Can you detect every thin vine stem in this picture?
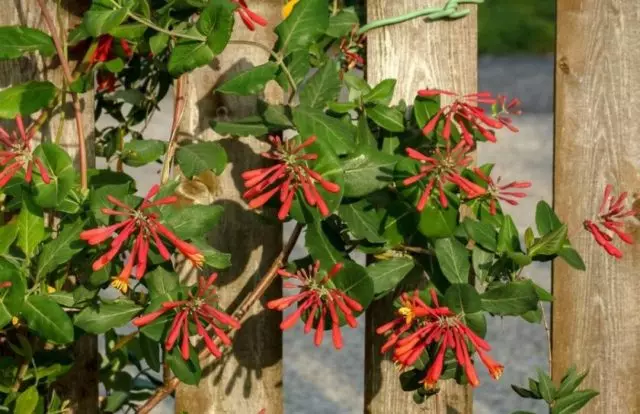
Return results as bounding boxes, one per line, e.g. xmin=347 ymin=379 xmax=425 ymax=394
xmin=160 ymin=75 xmax=185 ymax=185
xmin=136 ymin=223 xmax=304 ymax=414
xmin=539 ymin=303 xmax=553 ymax=372
xmin=36 ymin=0 xmax=89 ymax=189
xmin=357 ymin=0 xmax=484 ymax=35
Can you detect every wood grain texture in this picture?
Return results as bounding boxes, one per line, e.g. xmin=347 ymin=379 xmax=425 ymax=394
xmin=174 ymin=3 xmax=284 ymax=413
xmin=553 ymin=1 xmax=640 ymax=413
xmin=1 ymin=1 xmax=97 ymax=413
xmin=364 ymin=1 xmax=476 ymax=413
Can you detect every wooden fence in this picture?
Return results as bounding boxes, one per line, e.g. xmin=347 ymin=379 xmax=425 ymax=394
xmin=2 ymin=0 xmax=639 ymax=412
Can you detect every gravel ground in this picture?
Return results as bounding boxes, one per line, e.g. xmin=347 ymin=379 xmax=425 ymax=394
xmin=99 ymin=56 xmax=555 ymax=414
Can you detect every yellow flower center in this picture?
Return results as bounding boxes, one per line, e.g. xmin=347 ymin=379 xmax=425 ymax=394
xmin=398 ymin=306 xmax=415 ymax=324
xmin=111 ymin=277 xmax=129 ymax=293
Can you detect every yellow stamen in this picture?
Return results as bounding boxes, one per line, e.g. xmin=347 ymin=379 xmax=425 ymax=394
xmin=46 ymin=285 xmax=56 ymax=293
xmin=111 ymin=277 xmax=129 ymax=293
xmin=282 ymin=0 xmax=300 ymax=19
xmin=11 ymin=316 xmax=19 ymax=326
xmin=398 ymin=306 xmax=415 ymax=324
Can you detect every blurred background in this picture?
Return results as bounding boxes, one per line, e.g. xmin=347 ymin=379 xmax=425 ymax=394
xmin=102 ymin=1 xmax=557 ymax=412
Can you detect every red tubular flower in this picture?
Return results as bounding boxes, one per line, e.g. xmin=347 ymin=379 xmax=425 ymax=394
xmin=339 ymin=27 xmax=366 ymax=72
xmin=266 ymin=261 xmax=362 ymax=350
xmin=377 ymin=290 xmax=503 ymax=389
xmin=242 ymin=135 xmax=341 ymax=220
xmin=402 ymin=141 xmax=486 ymax=211
xmin=495 ymin=95 xmax=522 ymax=132
xmin=473 ymin=167 xmax=531 ymax=215
xmin=0 ymin=281 xmax=12 ymax=289
xmin=133 ymin=273 xmax=241 ymax=360
xmin=583 ymin=184 xmax=638 ymax=259
xmin=0 ymin=115 xmax=51 ymax=188
xmin=96 ymin=72 xmax=117 ymax=93
xmin=417 ymin=89 xmax=521 ymax=145
xmin=90 ymin=35 xmax=132 ymax=64
xmin=80 ymin=184 xmax=204 ymax=292
xmin=232 ymin=0 xmax=268 ymax=31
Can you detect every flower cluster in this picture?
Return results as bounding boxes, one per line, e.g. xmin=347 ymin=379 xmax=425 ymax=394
xmin=133 ymin=273 xmax=241 ymax=360
xmin=90 ymin=35 xmax=133 ymax=92
xmin=377 ymin=290 xmax=503 ymax=389
xmin=584 ymin=184 xmax=637 ymax=259
xmin=0 ymin=115 xmax=50 ymax=188
xmin=339 ymin=28 xmax=366 ymax=73
xmin=80 ymin=184 xmax=203 ymax=292
xmin=233 ymin=0 xmax=267 ymax=31
xmin=242 ymin=135 xmax=340 ymax=220
xmin=402 ymin=141 xmax=486 ymax=211
xmin=418 ymin=89 xmax=520 ymax=145
xmin=473 ymin=168 xmax=531 ymax=215
xmin=267 ymin=261 xmax=362 ymax=350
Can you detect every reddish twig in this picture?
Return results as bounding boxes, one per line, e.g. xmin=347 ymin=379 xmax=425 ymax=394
xmin=160 ymin=75 xmax=186 ymax=184
xmin=136 ymin=223 xmax=304 ymax=414
xmin=36 ymin=0 xmax=89 ymax=189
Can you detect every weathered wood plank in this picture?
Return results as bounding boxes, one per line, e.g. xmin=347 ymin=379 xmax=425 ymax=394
xmin=553 ymin=1 xmax=640 ymax=413
xmin=174 ymin=3 xmax=284 ymax=413
xmin=1 ymin=1 xmax=97 ymax=412
xmin=364 ymin=1 xmax=477 ymax=413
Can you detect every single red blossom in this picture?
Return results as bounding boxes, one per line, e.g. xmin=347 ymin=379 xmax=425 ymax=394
xmin=267 ymin=261 xmax=362 ymax=350
xmin=96 ymin=71 xmax=117 ymax=93
xmin=377 ymin=290 xmax=503 ymax=389
xmin=133 ymin=273 xmax=241 ymax=360
xmin=90 ymin=35 xmax=132 ymax=64
xmin=242 ymin=135 xmax=341 ymax=220
xmin=402 ymin=141 xmax=486 ymax=211
xmin=232 ymin=0 xmax=268 ymax=31
xmin=0 ymin=115 xmax=51 ymax=188
xmin=0 ymin=281 xmax=12 ymax=289
xmin=417 ymin=89 xmax=520 ymax=145
xmin=583 ymin=184 xmax=638 ymax=259
xmin=472 ymin=168 xmax=531 ymax=215
xmin=494 ymin=95 xmax=522 ymax=132
xmin=80 ymin=184 xmax=204 ymax=292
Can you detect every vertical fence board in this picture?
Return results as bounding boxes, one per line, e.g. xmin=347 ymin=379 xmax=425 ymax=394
xmin=175 ymin=3 xmax=284 ymax=413
xmin=553 ymin=1 xmax=640 ymax=413
xmin=1 ymin=1 xmax=97 ymax=412
xmin=364 ymin=1 xmax=476 ymax=413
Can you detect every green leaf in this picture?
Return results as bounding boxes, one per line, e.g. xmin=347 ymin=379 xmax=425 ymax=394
xmin=210 ymin=117 xmax=270 ymax=136
xmin=326 ymin=7 xmax=359 ymax=38
xmin=529 ymin=224 xmax=568 ymax=257
xmin=74 ymin=299 xmax=142 ymax=334
xmin=84 ymin=0 xmax=131 ymax=36
xmin=355 ymin=116 xmax=377 ymax=148
xmin=511 ymin=384 xmax=539 ymax=399
xmin=163 ymin=204 xmax=223 ymax=240
xmin=443 ymin=284 xmax=482 ymax=314
xmin=339 ymin=200 xmax=385 ymax=243
xmin=15 ymin=386 xmax=38 ymax=414
xmin=434 ymin=238 xmax=470 ymax=284
xmin=176 ymin=141 xmax=227 ymax=178
xmin=21 ymin=295 xmax=74 ymax=344
xmin=36 ymin=219 xmax=86 ymax=279
xmin=0 ymin=81 xmax=56 ymax=118
xmin=191 ymin=239 xmax=232 ymax=270
xmin=381 ymin=201 xmax=419 ymax=246
xmin=108 ymin=23 xmax=147 ymax=40
xmin=558 ymin=246 xmax=586 ymax=271
xmin=0 ymin=26 xmax=55 ymax=58
xmin=168 ymin=37 xmax=215 ymax=77
xmin=481 ymin=280 xmax=539 ymax=316
xmin=418 ymin=204 xmax=458 ymax=239
xmin=293 ymin=105 xmax=355 ymax=155
xmin=197 ymin=0 xmax=235 ymax=53
xmin=167 ymin=346 xmax=201 ymax=385
xmin=17 ymin=197 xmax=45 ymax=258
xmin=340 ymin=148 xmax=397 ymax=198
xmin=552 ymin=390 xmax=599 ymax=414
xmin=366 ymin=105 xmax=405 ymax=132
xmin=363 ymin=79 xmax=396 ymax=106
xmin=463 ymin=219 xmax=498 ymax=251
xmin=472 ymin=246 xmax=494 ymax=281
xmin=32 ymin=143 xmax=76 ymax=208
xmin=368 ymin=257 xmax=415 ymax=297
xmin=497 ymin=215 xmax=521 ymax=253
xmin=140 ymin=334 xmax=161 ymax=372
xmin=145 ymin=267 xmax=179 ymax=300
xmin=305 ymin=221 xmax=344 ymax=265
xmin=331 ymin=261 xmax=374 ymax=313
xmin=536 ymin=200 xmax=561 ymax=234
xmin=0 ymin=259 xmax=25 ymax=327
xmin=275 ymin=0 xmax=329 ymax=55
xmin=300 ymin=61 xmax=341 ymax=109
xmin=327 ymin=101 xmax=358 ymax=114
xmin=556 ymin=366 xmax=588 ymax=398
xmin=217 ymin=62 xmax=279 ymax=96
xmin=120 ymin=140 xmax=166 ymax=167
xmin=537 ymin=369 xmax=556 ymax=403
xmin=413 ymin=95 xmax=440 ymax=128
xmin=0 ymin=218 xmax=18 ymax=254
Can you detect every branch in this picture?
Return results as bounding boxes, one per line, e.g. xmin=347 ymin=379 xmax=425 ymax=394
xmin=160 ymin=75 xmax=185 ymax=184
xmin=136 ymin=223 xmax=304 ymax=414
xmin=36 ymin=0 xmax=89 ymax=190
xmin=539 ymin=303 xmax=552 ymax=372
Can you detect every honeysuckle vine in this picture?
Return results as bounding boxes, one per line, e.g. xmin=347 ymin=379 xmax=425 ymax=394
xmin=0 ymin=0 xmax=626 ymax=412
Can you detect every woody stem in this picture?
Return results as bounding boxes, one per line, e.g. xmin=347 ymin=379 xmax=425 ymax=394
xmin=136 ymin=223 xmax=305 ymax=414
xmin=36 ymin=0 xmax=89 ymax=190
